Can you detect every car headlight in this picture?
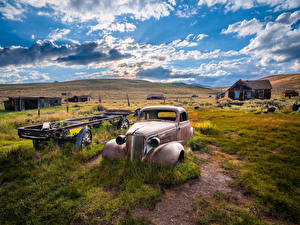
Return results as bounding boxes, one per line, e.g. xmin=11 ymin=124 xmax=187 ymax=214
xmin=116 ymin=135 xmax=126 ymax=145
xmin=148 ymin=137 xmax=160 ymax=148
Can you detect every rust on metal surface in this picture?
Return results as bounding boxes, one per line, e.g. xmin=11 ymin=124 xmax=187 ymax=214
xmin=102 ymin=106 xmax=194 ymax=167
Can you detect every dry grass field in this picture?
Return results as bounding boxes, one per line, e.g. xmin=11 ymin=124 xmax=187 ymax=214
xmin=0 ymin=78 xmax=299 ymax=225
xmin=0 ymin=79 xmax=215 ymax=100
xmin=261 ymin=73 xmax=300 ymax=90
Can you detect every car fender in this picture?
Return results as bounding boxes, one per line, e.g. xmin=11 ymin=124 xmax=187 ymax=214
xmin=148 ymin=141 xmax=185 ymax=167
xmin=102 ymin=139 xmax=126 ymax=160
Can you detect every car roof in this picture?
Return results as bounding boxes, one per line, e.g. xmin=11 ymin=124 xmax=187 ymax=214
xmin=141 ymin=105 xmax=186 ymax=113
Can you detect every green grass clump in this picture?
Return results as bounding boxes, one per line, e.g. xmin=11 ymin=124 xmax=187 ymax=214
xmin=188 ymin=135 xmax=208 ymax=152
xmin=192 ymin=191 xmax=266 ymax=225
xmin=117 ymin=215 xmax=151 ymax=225
xmin=194 ymin=120 xmax=219 ymax=135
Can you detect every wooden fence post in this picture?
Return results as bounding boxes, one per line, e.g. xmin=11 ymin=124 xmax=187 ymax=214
xmin=99 ymin=94 xmax=102 ymax=103
xmin=126 ymin=93 xmax=130 ymax=106
xmin=66 ymin=97 xmax=69 ymax=113
xmin=19 ymin=96 xmax=22 ymax=111
xmin=38 ymin=98 xmax=40 ymax=117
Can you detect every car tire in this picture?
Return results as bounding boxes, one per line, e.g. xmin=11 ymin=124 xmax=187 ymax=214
xmin=117 ymin=118 xmax=129 ymax=129
xmin=32 ymin=140 xmax=46 ymax=151
xmin=75 ymin=127 xmax=92 ymax=150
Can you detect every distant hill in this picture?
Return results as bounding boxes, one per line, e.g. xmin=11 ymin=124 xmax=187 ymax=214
xmin=260 ymin=73 xmax=300 ymax=90
xmin=0 ymin=79 xmax=216 ymax=100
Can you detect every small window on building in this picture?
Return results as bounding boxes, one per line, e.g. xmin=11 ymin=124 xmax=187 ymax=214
xmin=246 ymin=91 xmax=251 ymax=99
xmin=234 ymin=90 xmax=240 ymax=99
xmin=180 ymin=112 xmax=188 ymax=122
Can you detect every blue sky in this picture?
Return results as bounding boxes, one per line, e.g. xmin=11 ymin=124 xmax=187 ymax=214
xmin=0 ymin=0 xmax=300 ymax=86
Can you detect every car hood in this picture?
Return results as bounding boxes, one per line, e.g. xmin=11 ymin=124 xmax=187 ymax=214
xmin=126 ymin=121 xmax=176 ymax=137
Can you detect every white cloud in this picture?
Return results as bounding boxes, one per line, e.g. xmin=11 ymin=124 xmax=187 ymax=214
xmin=176 ymin=40 xmax=198 ymax=47
xmin=0 ymin=1 xmax=25 ymax=21
xmin=198 ymin=0 xmax=226 ymax=8
xmin=15 ymin=0 xmax=174 ymax=25
xmin=175 ymin=4 xmax=198 ymax=18
xmin=37 ymin=11 xmax=50 ymax=17
xmin=48 ymin=28 xmax=71 ymax=41
xmin=89 ymin=22 xmax=136 ymax=34
xmin=172 ymin=49 xmax=240 ymax=60
xmin=27 ymin=70 xmax=50 ymax=81
xmin=275 ymin=11 xmax=300 ymax=24
xmin=195 ymin=34 xmax=208 ymax=41
xmin=198 ymin=0 xmax=300 ymax=12
xmin=168 ymin=0 xmax=176 ymax=6
xmin=0 ymin=68 xmax=50 ymax=84
xmin=221 ymin=18 xmax=263 ymax=37
xmin=169 ymin=33 xmax=208 ymax=48
xmin=240 ymin=11 xmax=300 ymax=66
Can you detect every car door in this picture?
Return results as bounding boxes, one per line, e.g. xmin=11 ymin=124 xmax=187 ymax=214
xmin=178 ymin=112 xmax=190 ymax=144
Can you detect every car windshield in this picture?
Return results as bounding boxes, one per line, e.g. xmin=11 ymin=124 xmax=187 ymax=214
xmin=139 ymin=110 xmax=177 ymax=121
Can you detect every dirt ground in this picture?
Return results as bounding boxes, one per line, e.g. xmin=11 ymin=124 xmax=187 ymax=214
xmin=132 ymin=149 xmax=245 ymax=225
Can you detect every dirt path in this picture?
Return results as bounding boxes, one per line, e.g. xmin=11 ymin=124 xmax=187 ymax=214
xmin=132 ymin=150 xmax=244 ymax=225
xmin=85 ymin=153 xmax=102 ymax=168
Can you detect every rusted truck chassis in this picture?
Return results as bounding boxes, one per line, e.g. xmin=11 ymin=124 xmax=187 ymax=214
xmin=18 ymin=111 xmax=130 ymax=150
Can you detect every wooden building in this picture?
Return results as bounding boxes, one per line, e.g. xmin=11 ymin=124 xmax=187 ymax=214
xmin=147 ymin=94 xmax=165 ymax=100
xmin=216 ymin=79 xmax=272 ymax=100
xmin=67 ymin=95 xmax=91 ymax=102
xmin=282 ymin=90 xmax=299 ymax=98
xmin=4 ymin=97 xmax=62 ymax=111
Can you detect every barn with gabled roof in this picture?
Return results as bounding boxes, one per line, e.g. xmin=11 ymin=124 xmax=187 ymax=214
xmin=216 ymin=79 xmax=272 ymax=100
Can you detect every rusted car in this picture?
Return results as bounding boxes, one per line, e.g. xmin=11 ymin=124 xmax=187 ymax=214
xmin=102 ymin=106 xmax=193 ymax=166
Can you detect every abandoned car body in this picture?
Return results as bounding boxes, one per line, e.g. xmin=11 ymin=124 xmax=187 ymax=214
xmin=102 ymin=106 xmax=193 ymax=167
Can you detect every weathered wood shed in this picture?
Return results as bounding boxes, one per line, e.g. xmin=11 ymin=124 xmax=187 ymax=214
xmin=4 ymin=97 xmax=62 ymax=111
xmin=147 ymin=94 xmax=165 ymax=100
xmin=68 ymin=95 xmax=91 ymax=102
xmin=217 ymin=79 xmax=272 ymax=100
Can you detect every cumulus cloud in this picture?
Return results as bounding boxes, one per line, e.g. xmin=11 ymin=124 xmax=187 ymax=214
xmin=221 ymin=18 xmax=263 ymax=37
xmin=175 ymin=4 xmax=198 ymax=18
xmin=0 ymin=1 xmax=25 ymax=21
xmin=48 ymin=28 xmax=71 ymax=41
xmin=240 ymin=11 xmax=300 ymax=66
xmin=89 ymin=22 xmax=136 ymax=34
xmin=169 ymin=33 xmax=208 ymax=48
xmin=0 ymin=68 xmax=50 ymax=84
xmin=198 ymin=0 xmax=300 ymax=12
xmin=0 ymin=41 xmax=132 ymax=68
xmin=172 ymin=49 xmax=240 ymax=60
xmin=195 ymin=34 xmax=208 ymax=41
xmin=6 ymin=0 xmax=173 ymax=32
